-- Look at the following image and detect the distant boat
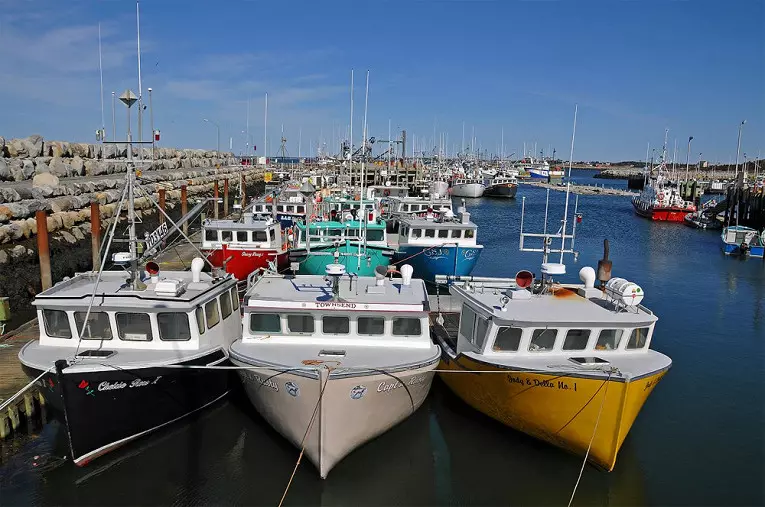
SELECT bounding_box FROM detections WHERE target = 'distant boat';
[721,225,765,258]
[450,176,485,198]
[483,174,519,198]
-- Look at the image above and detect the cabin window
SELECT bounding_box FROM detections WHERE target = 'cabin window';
[116,313,153,341]
[529,329,557,351]
[412,229,423,239]
[451,229,463,239]
[297,205,305,213]
[43,309,72,339]
[596,329,623,350]
[195,307,205,335]
[254,231,267,242]
[493,327,522,351]
[438,229,449,239]
[322,316,349,334]
[230,287,240,311]
[347,229,359,237]
[287,314,314,334]
[250,313,281,333]
[465,229,475,239]
[392,318,422,336]
[627,327,650,349]
[157,313,192,341]
[425,229,435,238]
[358,317,385,335]
[474,317,488,349]
[367,230,384,242]
[221,230,233,242]
[270,229,276,241]
[235,231,248,242]
[74,311,112,340]
[563,329,591,350]
[459,306,476,341]
[220,291,233,320]
[277,205,285,212]
[205,229,218,242]
[205,299,220,329]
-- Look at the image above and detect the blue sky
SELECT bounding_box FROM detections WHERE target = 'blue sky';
[0,0,762,162]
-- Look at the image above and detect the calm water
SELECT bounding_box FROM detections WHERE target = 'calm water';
[2,182,763,506]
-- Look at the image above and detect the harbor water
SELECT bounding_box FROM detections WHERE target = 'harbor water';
[2,179,763,506]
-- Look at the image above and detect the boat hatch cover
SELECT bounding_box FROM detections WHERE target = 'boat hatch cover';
[77,350,117,359]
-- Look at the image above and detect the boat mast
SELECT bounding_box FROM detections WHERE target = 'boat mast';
[358,70,370,270]
[559,104,578,263]
[349,69,354,188]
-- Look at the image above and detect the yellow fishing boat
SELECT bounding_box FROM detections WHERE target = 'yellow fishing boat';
[431,264,671,471]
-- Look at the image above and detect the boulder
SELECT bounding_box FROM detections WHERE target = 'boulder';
[0,205,11,222]
[0,159,9,180]
[48,157,71,177]
[70,156,85,176]
[70,143,91,158]
[0,249,8,264]
[21,159,36,179]
[0,136,5,157]
[102,144,118,159]
[71,226,85,241]
[9,159,27,181]
[48,141,71,158]
[89,144,102,159]
[33,171,60,189]
[10,244,27,259]
[34,156,51,173]
[10,219,32,238]
[50,197,75,213]
[26,217,37,235]
[26,135,44,158]
[58,230,77,244]
[6,138,26,157]
[5,222,24,241]
[85,159,108,176]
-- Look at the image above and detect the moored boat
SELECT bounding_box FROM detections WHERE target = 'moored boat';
[721,225,765,258]
[450,176,486,198]
[230,264,440,478]
[483,174,519,198]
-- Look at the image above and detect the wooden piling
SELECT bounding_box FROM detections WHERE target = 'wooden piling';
[158,188,166,224]
[35,210,52,291]
[181,185,188,235]
[240,173,247,209]
[214,180,220,219]
[90,202,101,270]
[7,405,20,431]
[224,179,229,216]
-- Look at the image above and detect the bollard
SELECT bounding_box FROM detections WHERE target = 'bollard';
[158,188,166,224]
[213,180,220,219]
[35,210,52,291]
[224,179,229,216]
[181,185,188,235]
[90,202,101,270]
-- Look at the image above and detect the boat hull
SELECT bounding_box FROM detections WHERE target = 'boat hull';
[632,201,690,222]
[395,244,481,281]
[205,248,289,280]
[528,170,549,179]
[20,348,229,466]
[722,242,765,258]
[231,358,438,478]
[450,183,485,198]
[484,183,518,198]
[290,243,395,276]
[437,353,670,471]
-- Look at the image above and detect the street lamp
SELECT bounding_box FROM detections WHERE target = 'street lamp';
[203,118,220,155]
[734,120,746,179]
[685,136,693,182]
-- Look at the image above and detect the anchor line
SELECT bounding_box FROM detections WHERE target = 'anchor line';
[567,371,612,507]
[278,368,330,507]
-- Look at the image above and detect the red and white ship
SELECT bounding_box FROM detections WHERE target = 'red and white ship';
[632,161,696,222]
[201,213,290,280]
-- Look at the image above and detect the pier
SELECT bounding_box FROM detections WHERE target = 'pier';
[520,180,636,197]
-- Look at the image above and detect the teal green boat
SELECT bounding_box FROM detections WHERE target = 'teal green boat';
[288,219,394,276]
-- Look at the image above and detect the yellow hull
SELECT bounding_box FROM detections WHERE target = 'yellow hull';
[438,354,669,470]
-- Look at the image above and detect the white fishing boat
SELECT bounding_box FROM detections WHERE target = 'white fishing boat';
[450,176,486,198]
[230,264,440,478]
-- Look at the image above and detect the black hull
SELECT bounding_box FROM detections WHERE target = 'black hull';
[22,349,229,466]
[484,184,518,198]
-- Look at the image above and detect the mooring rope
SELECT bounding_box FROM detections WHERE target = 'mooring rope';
[0,365,53,412]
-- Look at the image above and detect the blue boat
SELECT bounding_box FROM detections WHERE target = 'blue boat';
[395,209,482,281]
[721,225,765,258]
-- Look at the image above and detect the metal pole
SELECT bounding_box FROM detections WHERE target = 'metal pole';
[685,137,692,182]
[111,92,116,142]
[91,202,101,270]
[734,120,746,179]
[148,87,155,165]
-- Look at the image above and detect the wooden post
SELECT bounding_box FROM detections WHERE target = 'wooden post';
[223,179,229,216]
[35,210,52,291]
[213,180,220,219]
[240,173,247,210]
[181,185,188,235]
[158,188,166,224]
[90,202,101,270]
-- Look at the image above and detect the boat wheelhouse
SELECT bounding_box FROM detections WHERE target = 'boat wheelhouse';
[721,225,765,258]
[381,196,453,233]
[365,185,409,201]
[230,265,440,478]
[288,218,394,276]
[484,173,519,198]
[201,214,289,280]
[18,260,240,465]
[395,208,482,281]
[431,267,671,471]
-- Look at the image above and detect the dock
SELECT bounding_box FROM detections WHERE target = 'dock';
[520,180,636,197]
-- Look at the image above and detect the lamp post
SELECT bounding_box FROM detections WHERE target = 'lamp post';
[203,118,220,155]
[685,136,693,182]
[734,120,746,179]
[148,87,155,164]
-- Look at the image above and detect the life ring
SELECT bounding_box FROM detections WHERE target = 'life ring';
[383,189,391,197]
[658,193,664,200]
[310,214,317,221]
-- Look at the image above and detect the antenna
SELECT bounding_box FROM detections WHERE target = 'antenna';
[559,104,578,263]
[98,23,105,140]
[264,92,268,158]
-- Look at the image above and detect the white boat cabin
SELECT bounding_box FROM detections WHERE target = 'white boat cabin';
[202,215,284,250]
[398,213,479,247]
[32,267,241,353]
[384,196,453,217]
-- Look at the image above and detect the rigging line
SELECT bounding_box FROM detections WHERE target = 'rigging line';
[567,371,612,507]
[0,365,53,412]
[555,372,611,436]
[277,368,330,507]
[72,180,130,363]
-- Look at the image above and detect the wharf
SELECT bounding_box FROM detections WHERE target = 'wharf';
[520,180,636,197]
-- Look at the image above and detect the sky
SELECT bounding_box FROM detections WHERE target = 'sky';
[0,0,762,163]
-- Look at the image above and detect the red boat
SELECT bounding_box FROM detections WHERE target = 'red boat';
[632,181,696,222]
[201,215,290,281]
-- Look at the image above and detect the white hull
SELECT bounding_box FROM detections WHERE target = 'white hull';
[430,181,449,199]
[232,358,438,478]
[451,182,485,198]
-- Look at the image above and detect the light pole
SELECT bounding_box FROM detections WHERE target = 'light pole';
[734,120,746,179]
[111,91,116,142]
[148,87,155,165]
[203,118,220,155]
[685,136,693,182]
